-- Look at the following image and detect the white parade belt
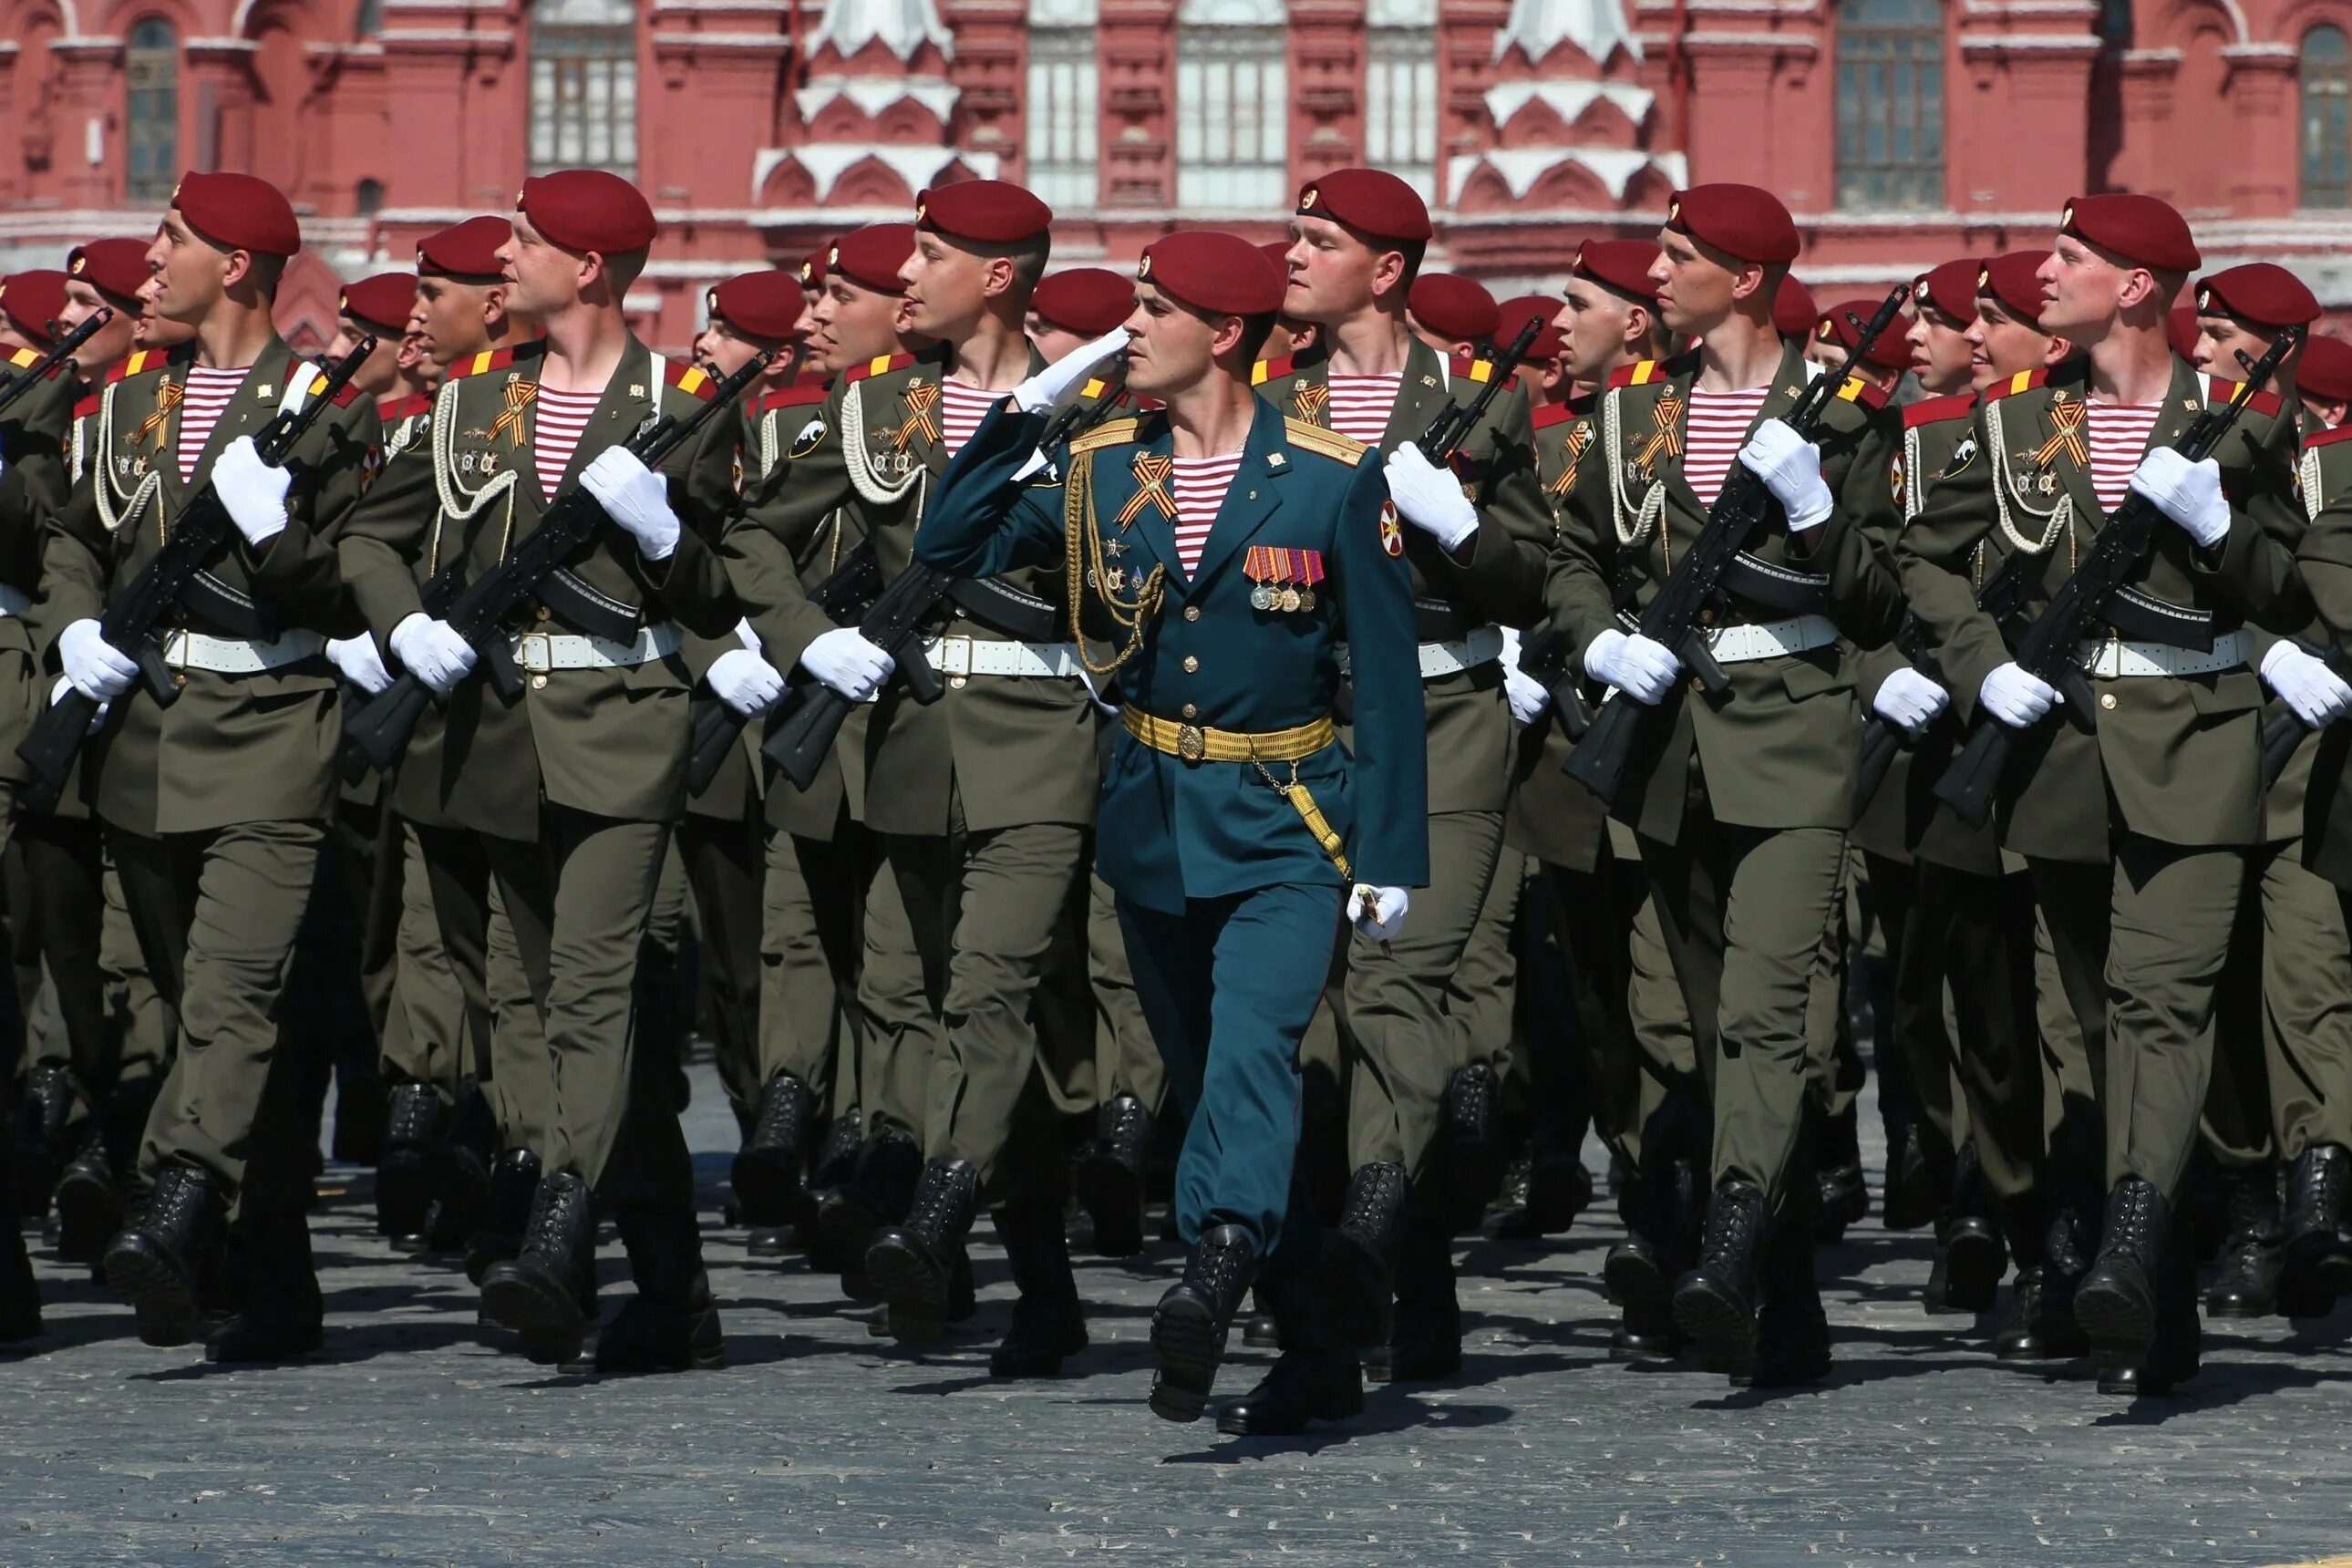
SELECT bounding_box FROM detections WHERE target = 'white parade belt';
[1700,614,1839,665]
[159,628,325,675]
[919,634,1084,679]
[512,622,684,673]
[2075,628,2251,679]
[1337,624,1506,681]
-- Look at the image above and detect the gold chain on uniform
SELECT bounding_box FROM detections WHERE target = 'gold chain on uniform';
[1065,449,1167,677]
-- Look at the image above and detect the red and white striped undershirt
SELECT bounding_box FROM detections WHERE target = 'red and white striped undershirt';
[533,387,602,499]
[1171,452,1245,576]
[1681,386,1772,510]
[1325,374,1401,448]
[176,366,250,483]
[939,378,999,459]
[2086,402,2164,514]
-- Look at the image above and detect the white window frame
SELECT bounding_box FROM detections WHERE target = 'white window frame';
[1175,5,1288,213]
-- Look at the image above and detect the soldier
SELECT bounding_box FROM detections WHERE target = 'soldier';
[1256,168,1550,1377]
[915,228,1426,1436]
[1900,196,2306,1396]
[2295,334,2352,431]
[344,170,741,1371]
[1545,184,1903,1387]
[51,172,380,1359]
[1406,273,1500,361]
[2183,264,2352,1326]
[1027,268,1135,361]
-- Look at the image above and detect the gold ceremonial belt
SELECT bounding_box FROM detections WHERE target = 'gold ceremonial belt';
[1122,709,1336,764]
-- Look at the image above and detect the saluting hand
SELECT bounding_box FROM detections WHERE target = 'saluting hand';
[1013,329,1129,418]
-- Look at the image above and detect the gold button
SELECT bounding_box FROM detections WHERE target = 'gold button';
[2099,691,2117,711]
[1689,677,1705,694]
[535,605,552,623]
[1182,655,1200,673]
[1181,702,1198,718]
[172,674,187,689]
[1184,605,1201,622]
[949,675,967,690]
[529,674,547,690]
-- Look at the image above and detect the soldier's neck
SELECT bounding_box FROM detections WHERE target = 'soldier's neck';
[537,302,634,396]
[2083,326,2174,407]
[1164,374,1258,459]
[191,303,277,372]
[1322,311,1412,379]
[946,312,1031,393]
[1690,313,1780,394]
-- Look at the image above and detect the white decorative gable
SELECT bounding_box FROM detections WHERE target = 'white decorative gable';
[809,0,954,61]
[1494,0,1641,66]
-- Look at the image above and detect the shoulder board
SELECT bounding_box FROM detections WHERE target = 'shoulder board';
[2,347,38,373]
[2306,423,2352,450]
[2206,376,2283,419]
[1986,367,2051,402]
[446,343,536,382]
[73,393,99,419]
[1833,375,1890,410]
[665,360,718,401]
[1903,391,1977,429]
[1450,351,1496,386]
[104,345,191,386]
[1068,417,1143,457]
[1282,417,1369,466]
[1531,400,1587,431]
[845,352,916,386]
[380,391,435,423]
[1609,355,1697,390]
[1251,354,1296,387]
[758,382,830,415]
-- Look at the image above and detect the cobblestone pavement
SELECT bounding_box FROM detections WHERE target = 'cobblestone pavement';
[0,1065,2347,1567]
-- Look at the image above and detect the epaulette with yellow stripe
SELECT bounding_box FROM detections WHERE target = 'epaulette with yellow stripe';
[1985,367,2050,402]
[758,381,829,414]
[445,341,544,381]
[1282,417,1368,467]
[2206,374,2283,419]
[665,359,717,402]
[844,352,915,386]
[1450,351,1496,386]
[1251,354,1297,387]
[1834,375,1890,410]
[1068,417,1142,457]
[104,344,192,386]
[2307,423,2352,450]
[1904,391,1976,429]
[2,347,38,373]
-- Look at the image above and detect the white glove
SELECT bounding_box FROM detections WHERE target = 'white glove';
[1978,662,2058,728]
[1738,418,1833,531]
[57,618,137,702]
[1499,628,1548,726]
[2263,641,2352,728]
[214,436,290,548]
[2130,449,2231,548]
[799,626,895,701]
[707,647,786,717]
[1383,443,1478,553]
[1348,884,1409,944]
[582,448,680,562]
[47,676,108,732]
[388,613,478,696]
[1583,627,1681,707]
[326,634,394,696]
[1012,329,1128,417]
[733,618,763,658]
[1871,666,1949,736]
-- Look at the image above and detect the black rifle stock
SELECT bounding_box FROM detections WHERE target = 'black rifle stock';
[1562,287,1913,806]
[343,350,770,777]
[684,538,880,794]
[18,339,376,792]
[1852,544,2040,811]
[0,308,110,418]
[1933,330,2302,828]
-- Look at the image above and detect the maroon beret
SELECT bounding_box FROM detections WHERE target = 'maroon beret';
[518,170,657,255]
[1667,183,1800,266]
[173,170,300,258]
[2166,304,2202,360]
[830,223,916,294]
[1495,294,1565,360]
[1977,251,2050,327]
[1409,273,1501,343]
[708,269,805,344]
[0,271,67,345]
[339,273,418,335]
[1295,168,1433,244]
[2196,263,2320,331]
[416,216,510,282]
[1914,259,1981,325]
[1139,232,1284,317]
[799,246,828,289]
[1572,240,1661,304]
[1033,268,1137,337]
[67,238,150,308]
[1773,274,1819,338]
[2296,334,2352,404]
[917,181,1052,247]
[2061,193,2199,274]
[1815,300,1911,373]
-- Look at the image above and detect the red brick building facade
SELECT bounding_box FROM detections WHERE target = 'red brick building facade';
[0,0,2341,350]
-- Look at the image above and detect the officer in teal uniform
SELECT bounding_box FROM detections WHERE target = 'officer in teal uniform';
[914,231,1428,1437]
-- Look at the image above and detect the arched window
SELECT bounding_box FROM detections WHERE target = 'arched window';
[356,178,386,218]
[1366,0,1438,201]
[125,17,178,204]
[1175,0,1287,212]
[1834,0,1944,211]
[2305,26,2351,209]
[1026,0,1099,211]
[530,0,636,179]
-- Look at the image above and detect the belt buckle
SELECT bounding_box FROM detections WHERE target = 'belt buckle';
[160,630,190,670]
[517,632,552,674]
[1175,722,1207,762]
[934,634,972,677]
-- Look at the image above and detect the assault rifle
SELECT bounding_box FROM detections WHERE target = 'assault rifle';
[682,539,880,794]
[1422,315,1543,459]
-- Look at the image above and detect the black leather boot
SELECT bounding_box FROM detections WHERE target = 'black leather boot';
[864,1157,977,1345]
[1149,1224,1255,1423]
[1738,1223,1830,1388]
[816,1129,922,1298]
[1074,1095,1150,1259]
[1238,1284,1279,1348]
[989,1201,1088,1377]
[103,1160,225,1347]
[732,1070,813,1231]
[1993,1267,2051,1359]
[205,1209,324,1363]
[2076,1177,2169,1382]
[15,1066,75,1220]
[2105,1206,2202,1397]
[1443,1065,1507,1233]
[53,1128,120,1268]
[1605,1161,1694,1362]
[807,1109,863,1202]
[464,1149,542,1285]
[377,1082,443,1241]
[1327,1161,1408,1350]
[480,1169,596,1365]
[2204,1163,2282,1319]
[1378,1215,1461,1383]
[1881,1119,1938,1233]
[590,1206,724,1374]
[1673,1179,1769,1380]
[1931,1144,2005,1315]
[419,1079,496,1255]
[1217,1264,1364,1437]
[2279,1144,2352,1318]
[0,1130,40,1341]
[1814,1107,1867,1241]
